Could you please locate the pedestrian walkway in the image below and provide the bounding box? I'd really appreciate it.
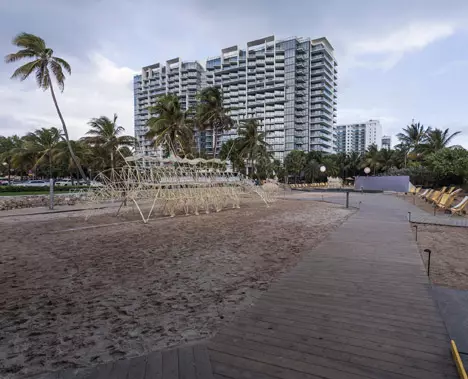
[35,194,458,379]
[408,205,468,227]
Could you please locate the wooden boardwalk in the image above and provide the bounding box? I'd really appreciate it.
[37,194,457,379]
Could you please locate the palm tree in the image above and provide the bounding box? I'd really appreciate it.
[0,135,23,183]
[219,139,245,173]
[236,119,270,176]
[396,122,428,167]
[197,87,234,158]
[362,144,380,175]
[378,148,395,172]
[5,32,86,180]
[146,94,193,157]
[54,140,94,179]
[23,127,62,178]
[419,128,461,154]
[83,113,135,170]
[345,151,362,177]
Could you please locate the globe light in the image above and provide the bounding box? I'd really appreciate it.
[364,167,371,174]
[320,166,326,173]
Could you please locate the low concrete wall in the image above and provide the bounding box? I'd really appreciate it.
[355,176,410,193]
[0,194,87,211]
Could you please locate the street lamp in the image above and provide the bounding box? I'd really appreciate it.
[320,165,326,173]
[364,167,371,176]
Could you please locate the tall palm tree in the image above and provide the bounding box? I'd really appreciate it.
[396,122,428,167]
[362,144,380,175]
[83,113,135,170]
[5,32,86,180]
[197,87,234,158]
[23,127,62,178]
[378,148,395,172]
[419,127,461,154]
[237,119,270,176]
[345,151,362,177]
[146,94,193,157]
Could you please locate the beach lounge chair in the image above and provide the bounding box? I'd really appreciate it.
[449,196,468,216]
[428,190,441,203]
[438,189,463,210]
[418,189,430,198]
[448,186,456,194]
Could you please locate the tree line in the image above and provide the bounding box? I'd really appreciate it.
[2,32,467,187]
[0,114,134,180]
[281,123,467,186]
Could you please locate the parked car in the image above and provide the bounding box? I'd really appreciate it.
[55,178,74,186]
[0,179,9,185]
[13,180,50,187]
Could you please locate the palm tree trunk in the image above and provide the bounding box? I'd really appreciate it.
[49,152,52,180]
[7,158,11,185]
[212,129,217,159]
[111,150,114,170]
[49,81,87,181]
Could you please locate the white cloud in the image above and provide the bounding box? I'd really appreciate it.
[432,59,468,76]
[344,22,456,70]
[0,53,136,139]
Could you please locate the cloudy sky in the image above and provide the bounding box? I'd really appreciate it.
[1,0,468,147]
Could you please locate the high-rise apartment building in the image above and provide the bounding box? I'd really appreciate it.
[336,120,382,154]
[134,36,338,160]
[381,135,391,150]
[134,58,204,156]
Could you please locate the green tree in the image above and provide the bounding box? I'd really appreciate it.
[419,127,461,154]
[362,144,380,175]
[345,151,363,177]
[146,94,193,157]
[396,122,428,167]
[425,147,468,184]
[83,113,135,170]
[5,32,86,180]
[23,127,62,178]
[378,148,396,172]
[237,119,270,176]
[0,135,23,183]
[284,150,306,183]
[197,87,234,158]
[219,139,245,173]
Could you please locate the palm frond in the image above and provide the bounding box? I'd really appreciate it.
[5,49,38,63]
[12,33,46,53]
[49,59,66,91]
[10,60,40,81]
[52,57,71,75]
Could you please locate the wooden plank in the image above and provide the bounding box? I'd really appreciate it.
[243,310,450,345]
[193,344,214,379]
[211,360,279,379]
[215,329,455,378]
[245,304,448,335]
[226,319,449,356]
[162,348,178,379]
[178,346,196,379]
[209,341,404,379]
[145,351,163,379]
[127,355,147,379]
[109,358,132,379]
[210,350,322,379]
[86,362,114,379]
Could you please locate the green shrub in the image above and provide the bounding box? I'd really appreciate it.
[0,185,88,193]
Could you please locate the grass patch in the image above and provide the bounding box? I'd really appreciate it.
[0,191,51,197]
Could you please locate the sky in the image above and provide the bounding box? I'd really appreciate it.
[0,0,468,147]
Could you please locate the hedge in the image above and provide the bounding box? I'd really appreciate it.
[0,185,89,193]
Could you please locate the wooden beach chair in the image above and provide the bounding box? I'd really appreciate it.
[438,189,463,210]
[449,196,468,216]
[428,190,441,203]
[418,189,429,198]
